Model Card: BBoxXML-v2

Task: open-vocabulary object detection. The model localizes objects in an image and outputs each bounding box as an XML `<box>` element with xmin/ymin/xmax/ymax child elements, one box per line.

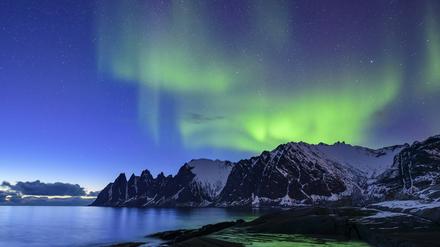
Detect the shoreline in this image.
<box><xmin>109</xmin><ymin>204</ymin><xmax>440</xmax><ymax>247</ymax></box>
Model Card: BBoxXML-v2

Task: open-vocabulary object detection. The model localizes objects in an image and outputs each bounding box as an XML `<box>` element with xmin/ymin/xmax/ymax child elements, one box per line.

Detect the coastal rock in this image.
<box><xmin>173</xmin><ymin>237</ymin><xmax>243</xmax><ymax>247</ymax></box>
<box><xmin>105</xmin><ymin>242</ymin><xmax>146</xmax><ymax>247</ymax></box>
<box><xmin>150</xmin><ymin>219</ymin><xmax>245</xmax><ymax>244</ymax></box>
<box><xmin>244</xmin><ymin>207</ymin><xmax>440</xmax><ymax>247</ymax></box>
<box><xmin>150</xmin><ymin>206</ymin><xmax>440</xmax><ymax>247</ymax></box>
<box><xmin>369</xmin><ymin>200</ymin><xmax>440</xmax><ymax>224</ymax></box>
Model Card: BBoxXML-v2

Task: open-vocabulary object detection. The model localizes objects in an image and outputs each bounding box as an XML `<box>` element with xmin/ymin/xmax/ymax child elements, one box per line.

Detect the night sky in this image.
<box><xmin>1</xmin><ymin>0</ymin><xmax>439</xmax><ymax>191</ymax></box>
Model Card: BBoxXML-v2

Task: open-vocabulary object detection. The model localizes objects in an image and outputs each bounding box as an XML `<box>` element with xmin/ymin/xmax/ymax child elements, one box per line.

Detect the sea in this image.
<box><xmin>0</xmin><ymin>206</ymin><xmax>370</xmax><ymax>247</ymax></box>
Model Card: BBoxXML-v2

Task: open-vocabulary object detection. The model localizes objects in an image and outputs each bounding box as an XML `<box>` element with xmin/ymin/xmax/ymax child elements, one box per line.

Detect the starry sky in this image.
<box><xmin>1</xmin><ymin>0</ymin><xmax>439</xmax><ymax>191</ymax></box>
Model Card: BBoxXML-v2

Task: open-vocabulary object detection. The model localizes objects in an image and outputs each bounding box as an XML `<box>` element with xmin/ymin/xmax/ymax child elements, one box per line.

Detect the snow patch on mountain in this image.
<box><xmin>372</xmin><ymin>200</ymin><xmax>440</xmax><ymax>211</ymax></box>
<box><xmin>314</xmin><ymin>143</ymin><xmax>405</xmax><ymax>177</ymax></box>
<box><xmin>187</xmin><ymin>159</ymin><xmax>232</xmax><ymax>198</ymax></box>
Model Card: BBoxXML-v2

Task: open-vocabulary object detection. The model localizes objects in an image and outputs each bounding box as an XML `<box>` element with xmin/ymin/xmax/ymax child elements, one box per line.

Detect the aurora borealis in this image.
<box><xmin>426</xmin><ymin>7</ymin><xmax>440</xmax><ymax>90</ymax></box>
<box><xmin>96</xmin><ymin>0</ymin><xmax>435</xmax><ymax>152</ymax></box>
<box><xmin>1</xmin><ymin>0</ymin><xmax>440</xmax><ymax>190</ymax></box>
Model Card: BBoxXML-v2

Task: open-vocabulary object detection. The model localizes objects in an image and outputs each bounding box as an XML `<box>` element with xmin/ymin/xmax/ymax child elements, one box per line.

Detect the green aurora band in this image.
<box><xmin>426</xmin><ymin>8</ymin><xmax>440</xmax><ymax>90</ymax></box>
<box><xmin>96</xmin><ymin>1</ymin><xmax>438</xmax><ymax>152</ymax></box>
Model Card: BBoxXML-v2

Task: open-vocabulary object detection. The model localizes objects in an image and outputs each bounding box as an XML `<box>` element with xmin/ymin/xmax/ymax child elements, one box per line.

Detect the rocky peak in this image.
<box><xmin>127</xmin><ymin>174</ymin><xmax>139</xmax><ymax>199</ymax></box>
<box><xmin>108</xmin><ymin>173</ymin><xmax>127</xmax><ymax>204</ymax></box>
<box><xmin>90</xmin><ymin>182</ymin><xmax>113</xmax><ymax>206</ymax></box>
<box><xmin>140</xmin><ymin>169</ymin><xmax>153</xmax><ymax>180</ymax></box>
<box><xmin>156</xmin><ymin>172</ymin><xmax>166</xmax><ymax>180</ymax></box>
<box><xmin>115</xmin><ymin>173</ymin><xmax>127</xmax><ymax>184</ymax></box>
<box><xmin>128</xmin><ymin>173</ymin><xmax>137</xmax><ymax>182</ymax></box>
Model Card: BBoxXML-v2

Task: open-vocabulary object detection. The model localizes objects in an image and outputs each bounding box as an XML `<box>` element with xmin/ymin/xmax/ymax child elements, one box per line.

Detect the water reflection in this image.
<box><xmin>0</xmin><ymin>206</ymin><xmax>265</xmax><ymax>247</ymax></box>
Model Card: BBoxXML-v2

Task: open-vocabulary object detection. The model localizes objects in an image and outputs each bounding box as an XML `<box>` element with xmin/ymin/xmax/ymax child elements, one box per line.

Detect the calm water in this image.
<box><xmin>0</xmin><ymin>206</ymin><xmax>264</xmax><ymax>247</ymax></box>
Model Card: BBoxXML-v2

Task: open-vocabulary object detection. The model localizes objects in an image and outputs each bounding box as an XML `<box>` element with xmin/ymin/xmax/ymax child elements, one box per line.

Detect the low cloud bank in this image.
<box><xmin>2</xmin><ymin>180</ymin><xmax>86</xmax><ymax>196</ymax></box>
<box><xmin>0</xmin><ymin>180</ymin><xmax>98</xmax><ymax>206</ymax></box>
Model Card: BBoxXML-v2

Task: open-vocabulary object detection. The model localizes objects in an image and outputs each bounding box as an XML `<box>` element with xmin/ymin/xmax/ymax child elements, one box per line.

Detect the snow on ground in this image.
<box><xmin>363</xmin><ymin>211</ymin><xmax>408</xmax><ymax>219</ymax></box>
<box><xmin>369</xmin><ymin>200</ymin><xmax>440</xmax><ymax>223</ymax></box>
<box><xmin>372</xmin><ymin>200</ymin><xmax>440</xmax><ymax>211</ymax></box>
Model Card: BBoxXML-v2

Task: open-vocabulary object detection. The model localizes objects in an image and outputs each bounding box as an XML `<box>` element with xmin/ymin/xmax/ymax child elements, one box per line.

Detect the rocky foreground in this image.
<box><xmin>146</xmin><ymin>205</ymin><xmax>440</xmax><ymax>247</ymax></box>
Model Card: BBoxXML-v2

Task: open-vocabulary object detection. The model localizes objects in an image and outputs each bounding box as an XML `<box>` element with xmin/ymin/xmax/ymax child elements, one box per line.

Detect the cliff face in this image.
<box><xmin>369</xmin><ymin>135</ymin><xmax>440</xmax><ymax>200</ymax></box>
<box><xmin>216</xmin><ymin>143</ymin><xmax>363</xmax><ymax>207</ymax></box>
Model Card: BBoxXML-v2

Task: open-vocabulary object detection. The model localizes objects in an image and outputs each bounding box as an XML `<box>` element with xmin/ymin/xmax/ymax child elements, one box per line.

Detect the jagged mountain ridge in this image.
<box><xmin>91</xmin><ymin>159</ymin><xmax>233</xmax><ymax>207</ymax></box>
<box><xmin>92</xmin><ymin>136</ymin><xmax>439</xmax><ymax>207</ymax></box>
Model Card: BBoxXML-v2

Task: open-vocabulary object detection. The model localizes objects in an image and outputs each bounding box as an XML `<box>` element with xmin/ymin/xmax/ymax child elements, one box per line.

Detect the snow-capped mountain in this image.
<box><xmin>369</xmin><ymin>135</ymin><xmax>440</xmax><ymax>201</ymax></box>
<box><xmin>217</xmin><ymin>142</ymin><xmax>366</xmax><ymax>207</ymax></box>
<box><xmin>91</xmin><ymin>135</ymin><xmax>440</xmax><ymax>207</ymax></box>
<box><xmin>91</xmin><ymin>159</ymin><xmax>233</xmax><ymax>207</ymax></box>
<box><xmin>215</xmin><ymin>142</ymin><xmax>404</xmax><ymax>207</ymax></box>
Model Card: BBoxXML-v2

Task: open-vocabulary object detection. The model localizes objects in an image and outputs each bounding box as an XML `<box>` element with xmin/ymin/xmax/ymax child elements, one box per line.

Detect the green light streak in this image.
<box><xmin>97</xmin><ymin>0</ymin><xmax>248</xmax><ymax>93</ymax></box>
<box><xmin>426</xmin><ymin>10</ymin><xmax>440</xmax><ymax>89</ymax></box>
<box><xmin>180</xmin><ymin>65</ymin><xmax>401</xmax><ymax>152</ymax></box>
<box><xmin>252</xmin><ymin>0</ymin><xmax>291</xmax><ymax>48</ymax></box>
<box><xmin>96</xmin><ymin>1</ymin><xmax>402</xmax><ymax>152</ymax></box>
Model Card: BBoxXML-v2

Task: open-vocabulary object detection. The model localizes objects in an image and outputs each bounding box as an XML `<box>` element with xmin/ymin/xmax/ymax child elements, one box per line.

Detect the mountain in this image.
<box><xmin>91</xmin><ymin>135</ymin><xmax>440</xmax><ymax>207</ymax></box>
<box><xmin>216</xmin><ymin>142</ymin><xmax>404</xmax><ymax>207</ymax></box>
<box><xmin>314</xmin><ymin>142</ymin><xmax>406</xmax><ymax>177</ymax></box>
<box><xmin>369</xmin><ymin>135</ymin><xmax>440</xmax><ymax>201</ymax></box>
<box><xmin>91</xmin><ymin>159</ymin><xmax>232</xmax><ymax>207</ymax></box>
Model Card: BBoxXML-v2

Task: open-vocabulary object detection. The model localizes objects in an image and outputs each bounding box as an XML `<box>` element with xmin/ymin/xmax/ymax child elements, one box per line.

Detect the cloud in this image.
<box><xmin>86</xmin><ymin>191</ymin><xmax>101</xmax><ymax>196</ymax></box>
<box><xmin>0</xmin><ymin>180</ymin><xmax>96</xmax><ymax>206</ymax></box>
<box><xmin>0</xmin><ymin>190</ymin><xmax>16</xmax><ymax>202</ymax></box>
<box><xmin>185</xmin><ymin>113</ymin><xmax>225</xmax><ymax>124</ymax></box>
<box><xmin>2</xmin><ymin>180</ymin><xmax>86</xmax><ymax>196</ymax></box>
<box><xmin>8</xmin><ymin>196</ymin><xmax>94</xmax><ymax>206</ymax></box>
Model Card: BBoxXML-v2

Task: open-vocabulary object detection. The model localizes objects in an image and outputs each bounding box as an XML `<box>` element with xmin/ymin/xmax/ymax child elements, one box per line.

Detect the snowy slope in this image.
<box><xmin>369</xmin><ymin>135</ymin><xmax>440</xmax><ymax>200</ymax></box>
<box><xmin>315</xmin><ymin>143</ymin><xmax>406</xmax><ymax>177</ymax></box>
<box><xmin>372</xmin><ymin>200</ymin><xmax>440</xmax><ymax>211</ymax></box>
<box><xmin>267</xmin><ymin>141</ymin><xmax>404</xmax><ymax>178</ymax></box>
<box><xmin>370</xmin><ymin>200</ymin><xmax>440</xmax><ymax>224</ymax></box>
<box><xmin>187</xmin><ymin>159</ymin><xmax>233</xmax><ymax>198</ymax></box>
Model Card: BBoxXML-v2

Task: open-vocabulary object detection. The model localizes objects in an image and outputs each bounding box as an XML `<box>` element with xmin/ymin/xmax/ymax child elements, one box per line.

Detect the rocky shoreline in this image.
<box><xmin>107</xmin><ymin>204</ymin><xmax>440</xmax><ymax>247</ymax></box>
